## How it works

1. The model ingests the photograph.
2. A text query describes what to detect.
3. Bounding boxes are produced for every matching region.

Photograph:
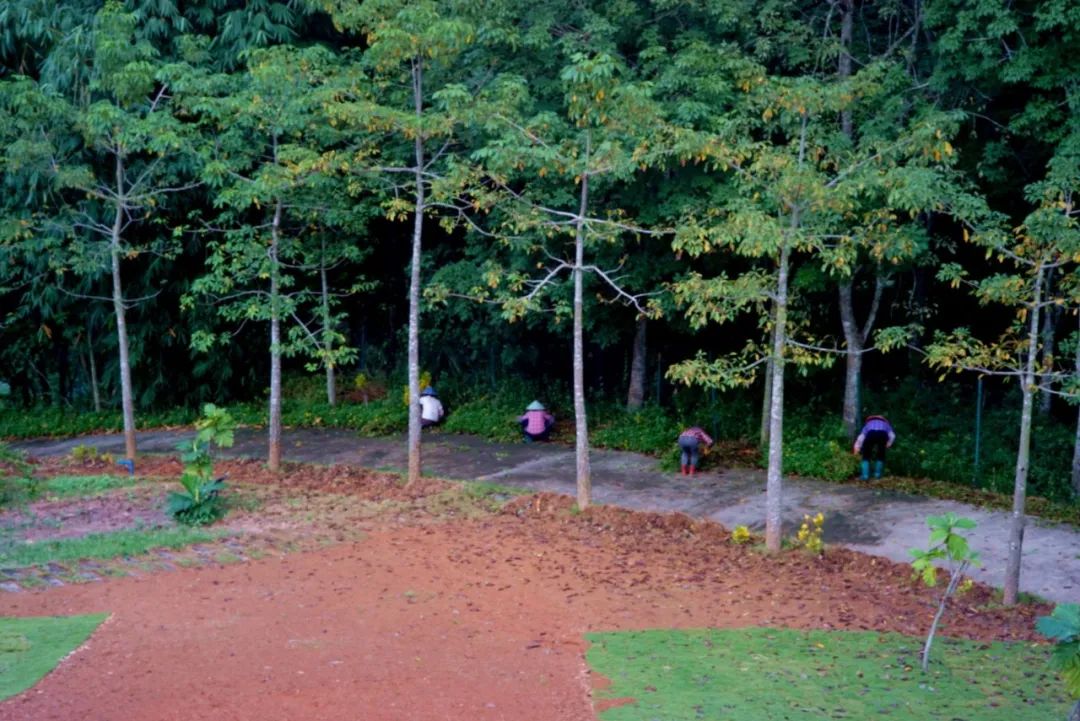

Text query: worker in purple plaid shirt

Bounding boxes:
[853,415,896,480]
[677,426,714,476]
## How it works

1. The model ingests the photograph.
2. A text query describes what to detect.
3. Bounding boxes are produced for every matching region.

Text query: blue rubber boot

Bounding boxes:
[873,460,884,479]
[860,460,870,480]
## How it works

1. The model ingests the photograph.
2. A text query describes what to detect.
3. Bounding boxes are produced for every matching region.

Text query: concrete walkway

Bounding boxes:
[13,427,1080,605]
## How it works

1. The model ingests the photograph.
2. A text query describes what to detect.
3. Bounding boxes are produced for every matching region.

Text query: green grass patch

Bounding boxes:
[0,527,226,568]
[41,474,146,499]
[0,614,108,700]
[586,627,1068,721]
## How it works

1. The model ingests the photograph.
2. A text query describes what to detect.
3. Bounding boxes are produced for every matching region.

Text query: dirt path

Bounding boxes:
[13,428,1080,604]
[0,480,1052,721]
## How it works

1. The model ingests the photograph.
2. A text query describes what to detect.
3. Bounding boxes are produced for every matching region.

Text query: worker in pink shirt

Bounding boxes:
[518,400,555,442]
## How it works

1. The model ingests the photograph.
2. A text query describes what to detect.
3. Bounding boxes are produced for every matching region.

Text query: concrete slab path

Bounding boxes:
[13,427,1079,605]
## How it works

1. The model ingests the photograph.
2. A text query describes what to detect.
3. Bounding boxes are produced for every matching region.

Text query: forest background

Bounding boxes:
[0,1,1077,566]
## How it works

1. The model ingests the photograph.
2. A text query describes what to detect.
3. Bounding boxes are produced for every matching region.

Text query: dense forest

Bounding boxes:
[0,1,1077,601]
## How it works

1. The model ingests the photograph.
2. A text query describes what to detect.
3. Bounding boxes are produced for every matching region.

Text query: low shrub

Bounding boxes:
[781,435,857,482]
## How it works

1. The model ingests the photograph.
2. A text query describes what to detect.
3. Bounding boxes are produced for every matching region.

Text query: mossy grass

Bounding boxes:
[587,627,1068,721]
[0,527,227,568]
[42,474,148,499]
[0,614,108,700]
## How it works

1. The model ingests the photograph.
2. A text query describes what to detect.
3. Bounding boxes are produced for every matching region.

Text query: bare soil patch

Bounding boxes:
[0,459,1052,721]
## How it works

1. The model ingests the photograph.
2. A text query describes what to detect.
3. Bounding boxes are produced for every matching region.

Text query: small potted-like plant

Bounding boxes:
[909,513,980,672]
[168,404,236,526]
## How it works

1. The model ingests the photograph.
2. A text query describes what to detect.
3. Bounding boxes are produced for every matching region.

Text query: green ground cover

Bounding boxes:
[587,627,1068,721]
[0,528,226,568]
[0,614,108,700]
[41,474,148,499]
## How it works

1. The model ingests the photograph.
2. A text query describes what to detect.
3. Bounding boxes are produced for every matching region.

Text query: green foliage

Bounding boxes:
[0,407,200,440]
[442,393,528,443]
[0,614,108,701]
[169,403,236,526]
[587,628,1069,721]
[781,434,857,482]
[910,514,980,587]
[591,405,682,456]
[1037,604,1080,700]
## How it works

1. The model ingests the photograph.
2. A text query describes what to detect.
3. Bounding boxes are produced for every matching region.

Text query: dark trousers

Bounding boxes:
[521,420,552,442]
[860,430,889,461]
[678,436,701,467]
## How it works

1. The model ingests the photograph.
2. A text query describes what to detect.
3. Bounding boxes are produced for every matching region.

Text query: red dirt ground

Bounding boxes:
[1,459,1051,721]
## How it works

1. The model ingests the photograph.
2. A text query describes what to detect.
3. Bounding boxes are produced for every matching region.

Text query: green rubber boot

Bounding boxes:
[873,460,884,479]
[860,460,870,480]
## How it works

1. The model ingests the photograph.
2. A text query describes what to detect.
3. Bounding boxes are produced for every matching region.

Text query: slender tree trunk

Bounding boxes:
[1072,313,1080,498]
[406,57,425,486]
[760,350,773,449]
[1003,265,1044,605]
[764,114,807,552]
[110,153,136,460]
[86,321,101,412]
[765,236,791,552]
[920,561,969,672]
[267,199,283,472]
[837,1,860,442]
[838,0,854,139]
[1037,268,1057,416]
[319,243,336,407]
[573,153,592,509]
[838,280,863,440]
[626,316,646,410]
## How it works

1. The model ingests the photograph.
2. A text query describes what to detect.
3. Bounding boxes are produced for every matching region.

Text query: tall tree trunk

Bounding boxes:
[838,0,854,138]
[1037,268,1057,416]
[406,57,425,487]
[838,276,883,440]
[765,114,807,552]
[319,242,336,407]
[86,321,101,412]
[626,316,646,410]
[110,153,136,460]
[1072,314,1080,498]
[267,199,283,472]
[838,280,863,440]
[760,348,773,449]
[837,0,861,442]
[573,150,592,509]
[1003,264,1044,605]
[765,237,791,553]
